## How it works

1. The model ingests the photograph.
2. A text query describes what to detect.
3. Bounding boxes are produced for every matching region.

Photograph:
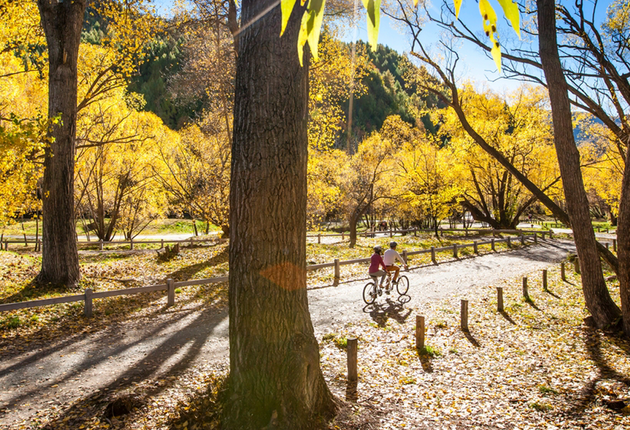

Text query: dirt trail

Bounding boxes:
[0,239,575,427]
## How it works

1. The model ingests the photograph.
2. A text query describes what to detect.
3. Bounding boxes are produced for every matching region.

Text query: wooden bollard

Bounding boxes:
[402,250,408,267]
[613,239,617,252]
[431,246,436,264]
[542,269,548,291]
[130,239,134,250]
[342,232,345,240]
[561,261,566,281]
[333,259,340,286]
[549,230,554,239]
[497,287,504,312]
[491,238,495,251]
[606,242,609,250]
[416,315,425,350]
[160,238,164,249]
[507,236,511,248]
[4,240,8,251]
[523,277,529,300]
[574,257,580,274]
[84,288,93,317]
[318,233,321,244]
[534,233,538,244]
[520,234,525,245]
[461,300,469,331]
[167,278,175,306]
[473,241,478,254]
[453,243,458,258]
[347,338,358,382]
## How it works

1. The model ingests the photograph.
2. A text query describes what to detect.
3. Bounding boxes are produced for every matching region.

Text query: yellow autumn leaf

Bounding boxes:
[497,0,521,39]
[479,0,501,71]
[297,0,326,66]
[453,0,463,18]
[362,0,381,50]
[280,0,296,37]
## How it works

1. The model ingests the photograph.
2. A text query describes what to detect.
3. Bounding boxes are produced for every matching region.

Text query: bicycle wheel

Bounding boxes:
[363,282,377,305]
[396,275,409,295]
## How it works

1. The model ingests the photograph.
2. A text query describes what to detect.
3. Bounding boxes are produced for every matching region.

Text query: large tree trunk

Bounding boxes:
[36,0,84,287]
[225,1,336,428]
[618,159,630,335]
[537,0,620,328]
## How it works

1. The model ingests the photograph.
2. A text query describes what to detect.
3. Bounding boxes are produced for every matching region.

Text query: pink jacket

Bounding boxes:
[369,253,386,273]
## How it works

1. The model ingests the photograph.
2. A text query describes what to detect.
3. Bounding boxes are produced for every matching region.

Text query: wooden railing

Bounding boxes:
[0,232,542,317]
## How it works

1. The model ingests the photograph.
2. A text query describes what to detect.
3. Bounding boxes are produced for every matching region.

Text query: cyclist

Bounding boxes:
[383,241,408,285]
[368,245,387,289]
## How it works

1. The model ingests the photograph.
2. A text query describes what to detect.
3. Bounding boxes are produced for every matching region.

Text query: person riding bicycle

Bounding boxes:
[368,245,388,289]
[383,241,408,283]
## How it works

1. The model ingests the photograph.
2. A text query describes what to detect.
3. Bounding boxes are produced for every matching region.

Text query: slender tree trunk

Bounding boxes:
[537,0,620,328]
[349,215,359,248]
[225,1,336,428]
[617,160,630,335]
[36,0,84,287]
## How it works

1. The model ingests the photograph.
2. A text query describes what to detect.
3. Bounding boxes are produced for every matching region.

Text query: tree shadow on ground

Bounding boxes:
[166,247,228,281]
[544,289,562,299]
[1,306,229,429]
[415,348,434,373]
[363,299,412,327]
[525,298,541,311]
[0,279,77,304]
[565,326,630,418]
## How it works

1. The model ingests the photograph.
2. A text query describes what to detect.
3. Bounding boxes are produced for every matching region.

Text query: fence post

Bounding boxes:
[390,229,393,238]
[161,238,164,249]
[190,237,194,247]
[497,287,504,312]
[473,241,478,254]
[461,300,469,332]
[347,338,358,382]
[561,261,566,281]
[4,240,7,251]
[416,315,425,350]
[574,257,580,274]
[534,233,538,244]
[334,259,340,286]
[549,230,554,239]
[84,288,93,317]
[402,250,408,267]
[318,233,321,244]
[453,243,458,258]
[507,236,511,248]
[606,242,609,250]
[520,234,525,245]
[167,278,175,307]
[523,277,529,300]
[99,240,103,251]
[543,269,548,292]
[613,239,617,252]
[431,246,436,264]
[491,238,495,251]
[342,232,345,240]
[130,239,134,250]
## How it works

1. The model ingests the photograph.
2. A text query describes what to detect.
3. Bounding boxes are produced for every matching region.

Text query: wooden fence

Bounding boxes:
[0,236,223,252]
[0,232,542,317]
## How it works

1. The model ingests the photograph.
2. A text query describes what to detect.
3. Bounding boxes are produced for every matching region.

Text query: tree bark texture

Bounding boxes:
[617,154,630,335]
[36,0,84,287]
[226,1,336,428]
[537,0,620,328]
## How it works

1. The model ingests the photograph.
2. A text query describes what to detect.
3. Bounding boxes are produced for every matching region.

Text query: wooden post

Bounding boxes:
[523,277,529,300]
[497,287,504,312]
[416,315,425,350]
[507,236,511,248]
[347,338,358,382]
[613,239,617,252]
[549,230,554,239]
[130,239,134,250]
[431,246,436,264]
[190,237,194,247]
[606,242,609,250]
[390,229,393,238]
[99,240,103,251]
[318,233,321,244]
[561,261,566,281]
[167,278,175,307]
[534,233,538,244]
[491,238,495,251]
[402,250,408,267]
[574,257,580,274]
[84,288,93,317]
[473,241,478,254]
[333,259,340,286]
[4,240,7,251]
[542,269,548,292]
[342,232,345,240]
[453,243,458,258]
[161,238,164,249]
[520,234,525,245]
[461,300,469,332]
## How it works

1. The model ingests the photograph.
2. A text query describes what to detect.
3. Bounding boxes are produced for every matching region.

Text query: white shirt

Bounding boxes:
[383,249,404,266]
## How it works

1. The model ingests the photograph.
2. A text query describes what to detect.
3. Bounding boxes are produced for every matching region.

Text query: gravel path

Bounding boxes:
[0,239,575,427]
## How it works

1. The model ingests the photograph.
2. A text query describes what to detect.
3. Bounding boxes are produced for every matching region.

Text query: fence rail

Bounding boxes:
[0,232,544,317]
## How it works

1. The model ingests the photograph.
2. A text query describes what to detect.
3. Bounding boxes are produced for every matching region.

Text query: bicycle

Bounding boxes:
[363,270,409,305]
